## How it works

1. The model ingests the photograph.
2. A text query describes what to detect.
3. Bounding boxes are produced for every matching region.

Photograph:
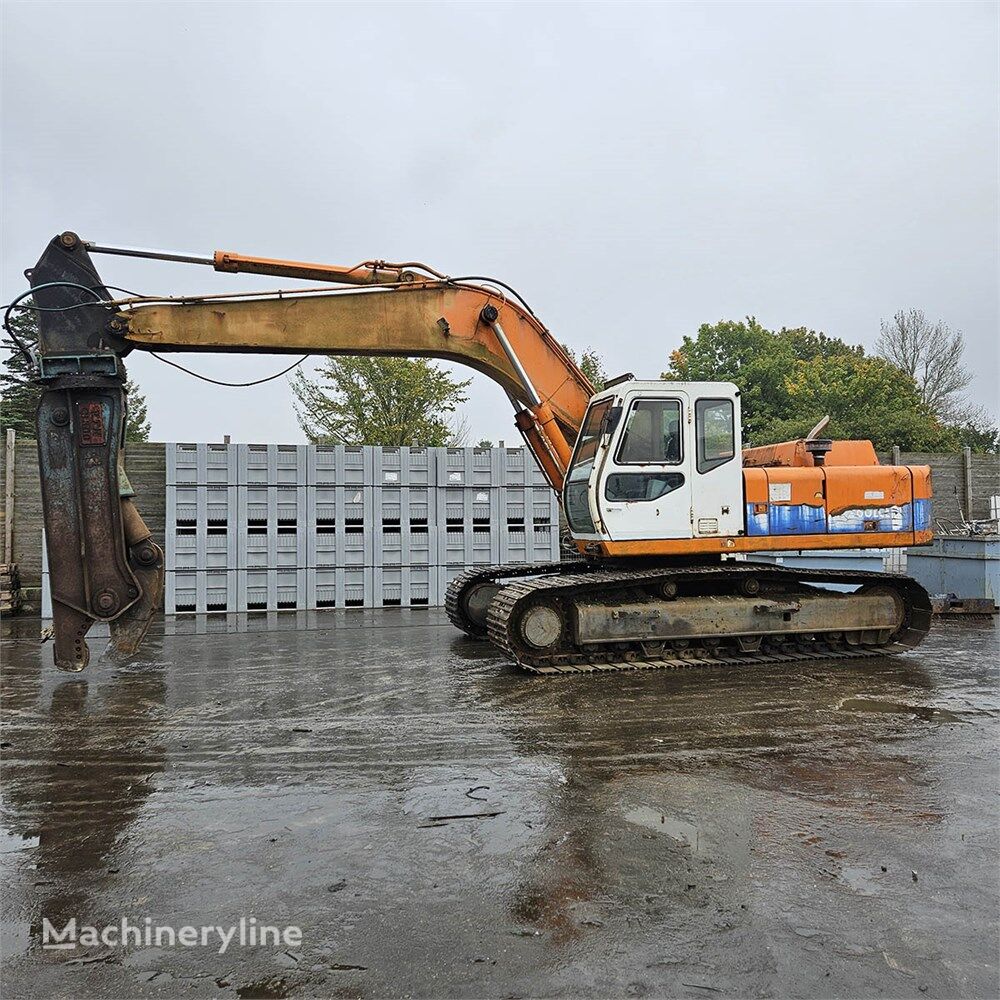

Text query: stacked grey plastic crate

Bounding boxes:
[164,443,557,613]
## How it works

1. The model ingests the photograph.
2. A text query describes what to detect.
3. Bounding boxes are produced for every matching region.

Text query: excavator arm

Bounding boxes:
[26,232,594,670]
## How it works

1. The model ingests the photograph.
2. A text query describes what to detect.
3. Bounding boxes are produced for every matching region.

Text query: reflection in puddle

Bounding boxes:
[838,864,883,896]
[0,828,40,854]
[837,698,967,723]
[624,805,702,851]
[0,920,31,958]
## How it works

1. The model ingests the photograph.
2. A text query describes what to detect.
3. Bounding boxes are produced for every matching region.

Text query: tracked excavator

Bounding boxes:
[19,232,933,673]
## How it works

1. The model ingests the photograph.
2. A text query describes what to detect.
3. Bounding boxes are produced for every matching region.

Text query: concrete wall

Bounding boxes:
[879,449,999,526]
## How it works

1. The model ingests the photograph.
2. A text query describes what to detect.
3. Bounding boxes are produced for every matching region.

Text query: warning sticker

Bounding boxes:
[768,482,792,502]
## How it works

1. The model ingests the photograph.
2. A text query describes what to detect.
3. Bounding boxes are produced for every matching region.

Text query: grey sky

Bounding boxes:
[3,1,997,445]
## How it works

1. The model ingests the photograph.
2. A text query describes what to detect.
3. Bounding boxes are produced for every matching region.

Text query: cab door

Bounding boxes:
[689,394,743,537]
[595,391,693,541]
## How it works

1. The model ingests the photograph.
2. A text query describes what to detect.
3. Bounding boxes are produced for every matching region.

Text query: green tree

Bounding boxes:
[775,354,956,451]
[664,317,954,451]
[1,301,151,441]
[663,317,863,444]
[123,379,151,442]
[952,416,1000,455]
[562,344,609,391]
[290,356,471,446]
[1,309,39,437]
[476,438,494,449]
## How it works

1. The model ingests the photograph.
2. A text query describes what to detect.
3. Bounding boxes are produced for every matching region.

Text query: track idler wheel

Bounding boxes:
[517,601,566,653]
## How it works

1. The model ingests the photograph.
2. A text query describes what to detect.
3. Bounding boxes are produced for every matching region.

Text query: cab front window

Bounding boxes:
[564,399,612,533]
[566,399,611,483]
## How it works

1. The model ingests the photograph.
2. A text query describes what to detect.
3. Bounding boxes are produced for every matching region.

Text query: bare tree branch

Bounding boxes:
[876,309,973,422]
[447,413,471,447]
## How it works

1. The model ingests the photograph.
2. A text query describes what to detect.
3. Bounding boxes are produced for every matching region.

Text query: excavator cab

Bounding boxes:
[564,381,744,545]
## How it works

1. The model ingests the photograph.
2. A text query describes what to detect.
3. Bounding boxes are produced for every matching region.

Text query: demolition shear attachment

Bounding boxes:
[30,233,163,671]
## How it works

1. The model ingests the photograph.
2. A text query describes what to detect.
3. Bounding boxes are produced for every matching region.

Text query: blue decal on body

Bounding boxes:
[828,503,911,533]
[769,503,827,535]
[746,501,927,537]
[913,498,932,531]
[746,504,769,536]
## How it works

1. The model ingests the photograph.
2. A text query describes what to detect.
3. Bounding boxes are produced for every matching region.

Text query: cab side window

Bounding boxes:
[616,399,682,465]
[695,398,735,473]
[606,472,685,502]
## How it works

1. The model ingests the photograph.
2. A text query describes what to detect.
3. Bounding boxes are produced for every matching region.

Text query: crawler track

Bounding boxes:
[447,561,932,675]
[444,559,591,636]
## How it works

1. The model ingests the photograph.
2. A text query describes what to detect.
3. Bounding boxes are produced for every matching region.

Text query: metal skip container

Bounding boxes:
[906,534,999,607]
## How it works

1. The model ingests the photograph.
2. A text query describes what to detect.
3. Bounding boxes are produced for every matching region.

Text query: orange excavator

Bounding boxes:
[22,233,933,673]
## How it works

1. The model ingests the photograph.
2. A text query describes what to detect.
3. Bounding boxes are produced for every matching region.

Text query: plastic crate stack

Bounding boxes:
[167,442,304,614]
[164,443,558,613]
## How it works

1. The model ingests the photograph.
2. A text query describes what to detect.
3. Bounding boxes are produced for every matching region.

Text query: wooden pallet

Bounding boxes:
[0,562,22,614]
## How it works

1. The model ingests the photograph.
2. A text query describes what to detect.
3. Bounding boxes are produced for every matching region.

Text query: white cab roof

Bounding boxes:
[590,379,739,402]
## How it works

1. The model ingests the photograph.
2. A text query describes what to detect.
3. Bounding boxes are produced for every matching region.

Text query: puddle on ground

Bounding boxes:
[624,805,703,851]
[837,698,967,723]
[0,828,40,854]
[0,920,31,957]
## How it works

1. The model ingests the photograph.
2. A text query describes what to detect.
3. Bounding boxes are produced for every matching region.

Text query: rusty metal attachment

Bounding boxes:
[37,385,141,669]
[108,498,165,657]
[30,234,164,670]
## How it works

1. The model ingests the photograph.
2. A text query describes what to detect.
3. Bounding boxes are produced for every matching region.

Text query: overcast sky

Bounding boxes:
[3,1,997,445]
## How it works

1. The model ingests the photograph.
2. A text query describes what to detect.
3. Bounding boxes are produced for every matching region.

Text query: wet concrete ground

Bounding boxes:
[1,610,997,999]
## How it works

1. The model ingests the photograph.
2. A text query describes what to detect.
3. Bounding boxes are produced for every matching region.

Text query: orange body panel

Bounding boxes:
[912,466,932,500]
[827,440,880,466]
[766,466,826,504]
[743,438,879,468]
[743,468,768,505]
[825,466,910,519]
